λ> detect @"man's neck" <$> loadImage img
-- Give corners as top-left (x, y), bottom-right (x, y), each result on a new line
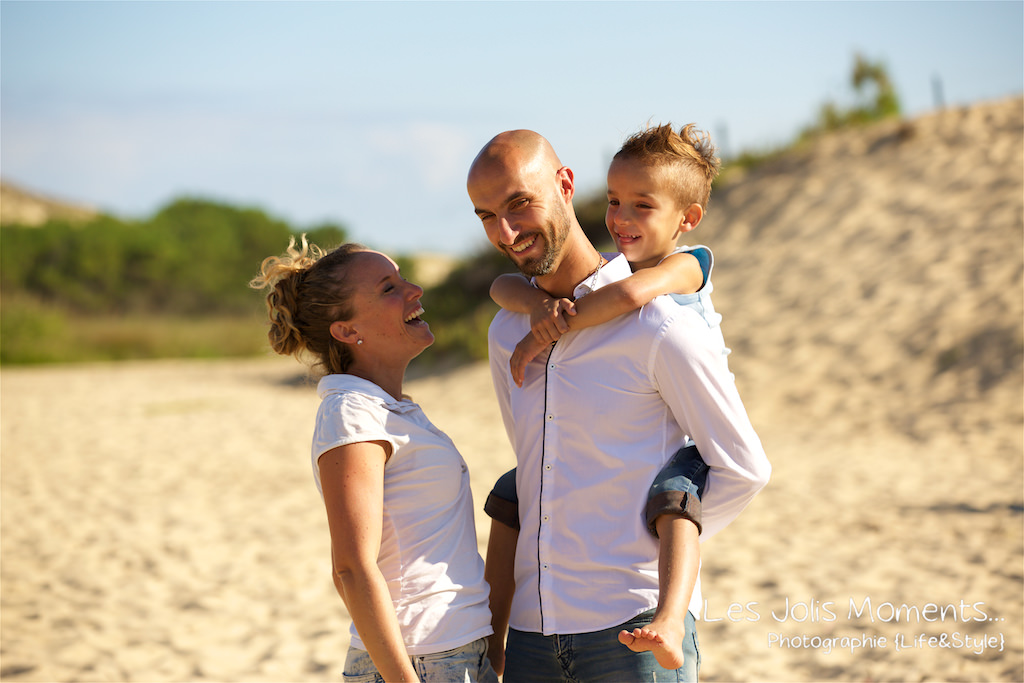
top-left (534, 234), bottom-right (603, 300)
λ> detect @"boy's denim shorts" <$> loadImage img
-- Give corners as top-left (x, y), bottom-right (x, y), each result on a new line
top-left (342, 637), bottom-right (498, 682)
top-left (484, 444), bottom-right (708, 536)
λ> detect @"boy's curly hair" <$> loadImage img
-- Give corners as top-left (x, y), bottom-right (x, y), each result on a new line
top-left (614, 123), bottom-right (721, 210)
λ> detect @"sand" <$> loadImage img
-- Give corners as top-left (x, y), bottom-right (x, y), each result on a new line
top-left (2, 97), bottom-right (1022, 681)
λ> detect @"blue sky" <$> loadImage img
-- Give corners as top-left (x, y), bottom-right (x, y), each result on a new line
top-left (2, 1), bottom-right (1022, 256)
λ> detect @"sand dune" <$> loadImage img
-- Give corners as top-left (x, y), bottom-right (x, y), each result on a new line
top-left (2, 97), bottom-right (1021, 681)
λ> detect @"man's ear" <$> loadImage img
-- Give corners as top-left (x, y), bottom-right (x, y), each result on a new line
top-left (679, 203), bottom-right (704, 234)
top-left (556, 166), bottom-right (575, 203)
top-left (329, 321), bottom-right (359, 345)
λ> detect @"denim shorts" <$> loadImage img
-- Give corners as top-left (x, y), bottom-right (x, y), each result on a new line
top-left (503, 609), bottom-right (699, 682)
top-left (484, 444), bottom-right (708, 536)
top-left (341, 637), bottom-right (498, 683)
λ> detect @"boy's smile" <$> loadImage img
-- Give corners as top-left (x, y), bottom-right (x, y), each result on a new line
top-left (605, 158), bottom-right (690, 270)
top-left (602, 157), bottom-right (692, 270)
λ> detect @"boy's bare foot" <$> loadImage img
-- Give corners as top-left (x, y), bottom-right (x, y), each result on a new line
top-left (617, 617), bottom-right (686, 670)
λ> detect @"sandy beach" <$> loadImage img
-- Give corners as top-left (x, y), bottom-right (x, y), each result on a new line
top-left (2, 97), bottom-right (1022, 681)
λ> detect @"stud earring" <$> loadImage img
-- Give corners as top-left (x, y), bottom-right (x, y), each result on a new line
top-left (356, 339), bottom-right (363, 345)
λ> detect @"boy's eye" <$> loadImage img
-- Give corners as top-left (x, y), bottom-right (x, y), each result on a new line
top-left (607, 199), bottom-right (619, 206)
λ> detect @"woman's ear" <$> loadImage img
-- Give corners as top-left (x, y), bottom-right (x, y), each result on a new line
top-left (679, 203), bottom-right (704, 234)
top-left (329, 321), bottom-right (360, 345)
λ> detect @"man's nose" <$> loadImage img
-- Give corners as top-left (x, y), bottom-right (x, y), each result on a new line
top-left (497, 215), bottom-right (519, 245)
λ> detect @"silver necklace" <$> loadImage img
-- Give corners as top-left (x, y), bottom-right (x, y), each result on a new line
top-left (587, 253), bottom-right (604, 291)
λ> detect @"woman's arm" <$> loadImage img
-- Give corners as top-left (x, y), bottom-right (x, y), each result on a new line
top-left (319, 441), bottom-right (419, 682)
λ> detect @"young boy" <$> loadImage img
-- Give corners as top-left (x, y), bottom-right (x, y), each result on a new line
top-left (484, 122), bottom-right (726, 672)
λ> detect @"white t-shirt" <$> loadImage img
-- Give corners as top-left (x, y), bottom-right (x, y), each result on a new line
top-left (311, 374), bottom-right (493, 655)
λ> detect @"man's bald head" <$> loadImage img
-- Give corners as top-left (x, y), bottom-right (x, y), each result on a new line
top-left (468, 129), bottom-right (563, 186)
top-left (467, 129), bottom-right (599, 296)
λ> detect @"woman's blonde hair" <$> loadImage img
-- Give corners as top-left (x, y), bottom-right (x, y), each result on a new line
top-left (249, 236), bottom-right (369, 376)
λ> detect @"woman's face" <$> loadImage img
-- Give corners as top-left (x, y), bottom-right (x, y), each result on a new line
top-left (343, 251), bottom-right (434, 356)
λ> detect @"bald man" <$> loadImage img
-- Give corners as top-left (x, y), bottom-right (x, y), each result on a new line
top-left (468, 130), bottom-right (770, 682)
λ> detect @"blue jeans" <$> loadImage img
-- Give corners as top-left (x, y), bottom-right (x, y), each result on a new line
top-left (503, 610), bottom-right (700, 682)
top-left (342, 637), bottom-right (498, 683)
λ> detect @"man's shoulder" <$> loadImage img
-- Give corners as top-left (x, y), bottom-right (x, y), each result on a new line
top-left (639, 294), bottom-right (702, 325)
top-left (637, 296), bottom-right (715, 348)
top-left (487, 308), bottom-right (527, 351)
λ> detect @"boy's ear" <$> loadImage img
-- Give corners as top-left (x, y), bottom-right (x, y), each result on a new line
top-left (329, 321), bottom-right (360, 345)
top-left (678, 203), bottom-right (704, 234)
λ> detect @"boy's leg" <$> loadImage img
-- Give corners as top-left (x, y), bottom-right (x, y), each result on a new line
top-left (483, 468), bottom-right (519, 676)
top-left (621, 445), bottom-right (706, 669)
top-left (484, 467), bottom-right (519, 530)
top-left (618, 515), bottom-right (700, 670)
top-left (645, 444), bottom-right (707, 536)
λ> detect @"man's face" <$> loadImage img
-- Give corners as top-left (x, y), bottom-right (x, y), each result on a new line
top-left (468, 158), bottom-right (571, 277)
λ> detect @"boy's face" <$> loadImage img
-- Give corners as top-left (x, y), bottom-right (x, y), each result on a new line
top-left (605, 158), bottom-right (688, 270)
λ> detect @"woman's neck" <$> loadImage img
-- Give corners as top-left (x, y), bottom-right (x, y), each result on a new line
top-left (346, 361), bottom-right (407, 401)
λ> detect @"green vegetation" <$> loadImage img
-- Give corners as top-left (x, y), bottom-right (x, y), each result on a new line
top-left (2, 54), bottom-right (904, 366)
top-left (802, 53), bottom-right (902, 140)
top-left (1, 198), bottom-right (348, 364)
top-left (717, 53), bottom-right (903, 184)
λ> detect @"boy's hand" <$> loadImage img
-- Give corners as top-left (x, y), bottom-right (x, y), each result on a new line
top-left (530, 297), bottom-right (576, 345)
top-left (511, 332), bottom-right (551, 387)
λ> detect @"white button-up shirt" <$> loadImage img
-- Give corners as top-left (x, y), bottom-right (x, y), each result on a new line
top-left (488, 253), bottom-right (770, 635)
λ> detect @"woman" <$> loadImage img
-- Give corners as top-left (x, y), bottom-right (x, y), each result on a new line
top-left (250, 238), bottom-right (498, 683)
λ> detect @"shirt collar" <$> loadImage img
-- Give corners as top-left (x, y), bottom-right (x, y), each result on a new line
top-left (572, 252), bottom-right (630, 299)
top-left (317, 373), bottom-right (419, 412)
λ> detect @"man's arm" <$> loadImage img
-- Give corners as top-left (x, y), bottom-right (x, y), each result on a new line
top-left (651, 311), bottom-right (771, 539)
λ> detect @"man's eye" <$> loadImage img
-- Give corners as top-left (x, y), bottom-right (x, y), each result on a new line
top-left (511, 198), bottom-right (528, 210)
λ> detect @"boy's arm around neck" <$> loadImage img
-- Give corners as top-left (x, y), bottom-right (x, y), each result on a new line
top-left (566, 251), bottom-right (703, 331)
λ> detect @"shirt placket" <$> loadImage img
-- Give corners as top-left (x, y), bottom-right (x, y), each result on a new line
top-left (537, 343), bottom-right (560, 632)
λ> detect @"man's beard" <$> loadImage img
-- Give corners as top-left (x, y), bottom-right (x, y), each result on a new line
top-left (507, 204), bottom-right (571, 278)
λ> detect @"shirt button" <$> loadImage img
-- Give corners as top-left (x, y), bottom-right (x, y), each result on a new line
top-left (543, 515), bottom-right (549, 522)
top-left (545, 464), bottom-right (551, 470)
top-left (546, 414), bottom-right (553, 421)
